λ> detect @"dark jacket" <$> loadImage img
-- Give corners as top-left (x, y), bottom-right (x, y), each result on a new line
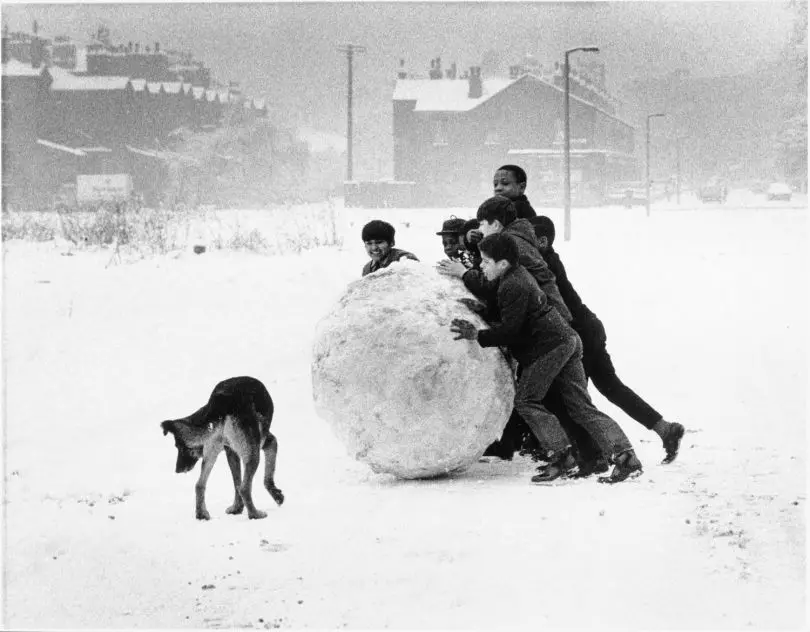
top-left (477, 265), bottom-right (574, 367)
top-left (462, 219), bottom-right (572, 322)
top-left (512, 194), bottom-right (538, 220)
top-left (362, 248), bottom-right (419, 276)
top-left (541, 246), bottom-right (601, 337)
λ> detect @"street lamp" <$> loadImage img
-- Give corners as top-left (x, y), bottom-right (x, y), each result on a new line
top-left (563, 45), bottom-right (599, 242)
top-left (645, 112), bottom-right (665, 216)
top-left (675, 136), bottom-right (686, 205)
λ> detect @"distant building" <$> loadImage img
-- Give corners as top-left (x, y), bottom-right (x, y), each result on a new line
top-left (392, 57), bottom-right (637, 206)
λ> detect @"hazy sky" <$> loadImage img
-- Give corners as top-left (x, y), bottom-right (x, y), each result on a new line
top-left (1, 1), bottom-right (798, 164)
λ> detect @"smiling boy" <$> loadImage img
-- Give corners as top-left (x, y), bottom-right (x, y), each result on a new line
top-left (361, 220), bottom-right (419, 277)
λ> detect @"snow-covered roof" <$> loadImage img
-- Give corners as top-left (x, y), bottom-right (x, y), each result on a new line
top-left (181, 82), bottom-right (192, 94)
top-left (1, 59), bottom-right (44, 77)
top-left (192, 86), bottom-right (205, 100)
top-left (146, 81), bottom-right (163, 95)
top-left (394, 73), bottom-right (636, 129)
top-left (50, 72), bottom-right (130, 91)
top-left (393, 77), bottom-right (513, 112)
top-left (36, 138), bottom-right (86, 156)
top-left (128, 78), bottom-right (147, 92)
top-left (162, 81), bottom-right (183, 94)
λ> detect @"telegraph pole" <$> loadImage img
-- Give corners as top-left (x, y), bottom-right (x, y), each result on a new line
top-left (336, 43), bottom-right (366, 182)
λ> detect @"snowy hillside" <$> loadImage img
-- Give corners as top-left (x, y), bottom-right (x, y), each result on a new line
top-left (2, 197), bottom-right (806, 629)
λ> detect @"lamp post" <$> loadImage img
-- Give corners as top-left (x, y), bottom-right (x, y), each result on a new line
top-left (563, 45), bottom-right (599, 242)
top-left (336, 43), bottom-right (366, 182)
top-left (645, 113), bottom-right (665, 216)
top-left (675, 136), bottom-right (686, 205)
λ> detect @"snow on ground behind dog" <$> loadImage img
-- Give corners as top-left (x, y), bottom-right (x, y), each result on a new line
top-left (2, 198), bottom-right (807, 629)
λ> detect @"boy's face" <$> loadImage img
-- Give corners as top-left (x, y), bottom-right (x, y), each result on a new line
top-left (441, 234), bottom-right (462, 258)
top-left (535, 235), bottom-right (550, 253)
top-left (478, 219), bottom-right (502, 238)
top-left (493, 169), bottom-right (526, 200)
top-left (365, 239), bottom-right (392, 262)
top-left (480, 253), bottom-right (509, 281)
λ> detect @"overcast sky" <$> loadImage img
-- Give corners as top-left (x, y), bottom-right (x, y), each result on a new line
top-left (1, 2), bottom-right (798, 136)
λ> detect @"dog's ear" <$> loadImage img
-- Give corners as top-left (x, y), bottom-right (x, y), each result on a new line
top-left (160, 420), bottom-right (174, 436)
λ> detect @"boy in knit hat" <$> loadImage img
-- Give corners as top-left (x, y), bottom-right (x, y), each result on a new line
top-left (450, 233), bottom-right (643, 484)
top-left (530, 215), bottom-right (686, 465)
top-left (361, 219), bottom-right (419, 277)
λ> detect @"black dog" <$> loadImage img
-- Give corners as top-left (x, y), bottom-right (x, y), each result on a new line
top-left (161, 376), bottom-right (284, 520)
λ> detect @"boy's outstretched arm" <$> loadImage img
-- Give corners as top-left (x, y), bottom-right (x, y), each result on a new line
top-left (476, 284), bottom-right (527, 349)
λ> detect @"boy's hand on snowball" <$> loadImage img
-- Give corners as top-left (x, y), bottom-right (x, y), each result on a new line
top-left (436, 260), bottom-right (467, 278)
top-left (450, 318), bottom-right (478, 341)
top-left (457, 298), bottom-right (486, 314)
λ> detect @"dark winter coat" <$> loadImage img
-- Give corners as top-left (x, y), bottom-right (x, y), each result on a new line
top-left (477, 264), bottom-right (574, 367)
top-left (512, 194), bottom-right (538, 220)
top-left (362, 248), bottom-right (419, 276)
top-left (462, 219), bottom-right (572, 322)
top-left (541, 246), bottom-right (602, 342)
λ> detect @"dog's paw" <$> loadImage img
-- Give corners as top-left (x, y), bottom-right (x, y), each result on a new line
top-left (196, 509), bottom-right (211, 521)
top-left (270, 488), bottom-right (284, 506)
top-left (248, 509), bottom-right (268, 520)
top-left (225, 503), bottom-right (244, 515)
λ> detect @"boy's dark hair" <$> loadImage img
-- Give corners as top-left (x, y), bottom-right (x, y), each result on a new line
top-left (478, 233), bottom-right (519, 268)
top-left (461, 218), bottom-right (480, 234)
top-left (362, 220), bottom-right (395, 243)
top-left (476, 196), bottom-right (517, 227)
top-left (530, 215), bottom-right (556, 247)
top-left (496, 164), bottom-right (527, 185)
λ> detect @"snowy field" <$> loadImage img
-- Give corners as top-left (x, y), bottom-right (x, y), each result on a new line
top-left (2, 194), bottom-right (807, 629)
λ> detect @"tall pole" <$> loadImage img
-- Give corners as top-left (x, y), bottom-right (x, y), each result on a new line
top-left (336, 43), bottom-right (366, 182)
top-left (563, 53), bottom-right (571, 241)
top-left (645, 112), bottom-right (665, 217)
top-left (563, 45), bottom-right (599, 242)
top-left (676, 137), bottom-right (682, 205)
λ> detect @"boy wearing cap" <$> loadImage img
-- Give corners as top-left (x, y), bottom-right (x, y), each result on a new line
top-left (530, 215), bottom-right (686, 465)
top-left (361, 220), bottom-right (419, 277)
top-left (436, 216), bottom-right (475, 269)
top-left (450, 233), bottom-right (643, 484)
top-left (438, 196), bottom-right (571, 322)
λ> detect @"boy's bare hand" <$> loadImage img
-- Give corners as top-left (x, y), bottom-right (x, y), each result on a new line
top-left (436, 259), bottom-right (467, 278)
top-left (450, 318), bottom-right (478, 341)
top-left (457, 298), bottom-right (487, 314)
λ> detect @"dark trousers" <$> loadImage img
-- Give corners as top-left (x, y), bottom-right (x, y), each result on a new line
top-left (580, 317), bottom-right (663, 430)
top-left (514, 335), bottom-right (633, 459)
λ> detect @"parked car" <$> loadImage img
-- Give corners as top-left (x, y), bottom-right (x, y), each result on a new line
top-left (767, 182), bottom-right (792, 202)
top-left (699, 180), bottom-right (728, 203)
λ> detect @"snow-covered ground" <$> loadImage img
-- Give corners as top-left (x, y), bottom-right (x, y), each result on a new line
top-left (2, 196), bottom-right (807, 629)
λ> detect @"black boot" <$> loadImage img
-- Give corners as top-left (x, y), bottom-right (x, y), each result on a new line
top-left (597, 450), bottom-right (643, 484)
top-left (531, 448), bottom-right (577, 483)
top-left (570, 456), bottom-right (610, 479)
top-left (661, 422), bottom-right (686, 464)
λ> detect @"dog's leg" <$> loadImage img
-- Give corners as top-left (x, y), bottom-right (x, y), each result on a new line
top-left (223, 446), bottom-right (244, 515)
top-left (262, 433), bottom-right (284, 506)
top-left (240, 444), bottom-right (267, 520)
top-left (195, 444), bottom-right (222, 521)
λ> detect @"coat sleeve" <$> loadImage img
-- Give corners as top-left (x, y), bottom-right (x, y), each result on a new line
top-left (477, 282), bottom-right (527, 348)
top-left (461, 269), bottom-right (499, 304)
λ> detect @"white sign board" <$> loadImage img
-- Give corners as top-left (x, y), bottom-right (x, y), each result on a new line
top-left (76, 174), bottom-right (133, 203)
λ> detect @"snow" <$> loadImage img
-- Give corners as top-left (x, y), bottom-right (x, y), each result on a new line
top-left (2, 197), bottom-right (807, 629)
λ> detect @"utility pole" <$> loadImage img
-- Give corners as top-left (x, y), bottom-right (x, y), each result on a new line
top-left (645, 112), bottom-right (665, 217)
top-left (675, 137), bottom-right (683, 205)
top-left (336, 43), bottom-right (366, 182)
top-left (563, 46), bottom-right (599, 241)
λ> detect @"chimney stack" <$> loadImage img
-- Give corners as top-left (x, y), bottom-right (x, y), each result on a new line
top-left (397, 58), bottom-right (407, 80)
top-left (468, 66), bottom-right (482, 99)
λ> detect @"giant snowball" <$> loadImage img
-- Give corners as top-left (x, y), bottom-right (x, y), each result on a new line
top-left (311, 260), bottom-right (515, 479)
